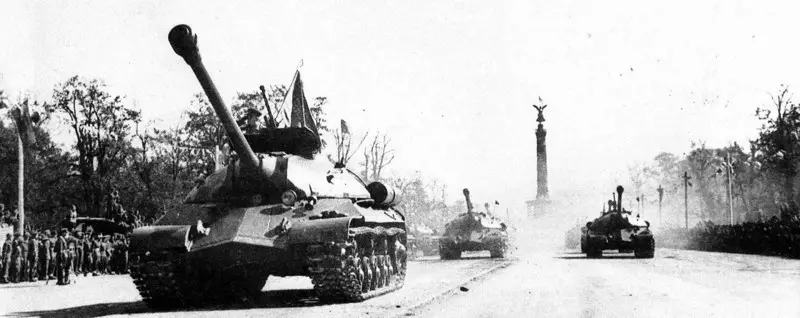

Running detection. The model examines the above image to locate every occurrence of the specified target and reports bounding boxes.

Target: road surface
[0,252,511,318]
[2,215,799,318]
[411,248,800,318]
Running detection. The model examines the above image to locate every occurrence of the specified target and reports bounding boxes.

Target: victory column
[527,97,551,216]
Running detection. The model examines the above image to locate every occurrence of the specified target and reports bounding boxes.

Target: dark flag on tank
[287,70,320,138]
[341,119,350,135]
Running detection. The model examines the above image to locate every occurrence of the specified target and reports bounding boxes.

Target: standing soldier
[98,235,110,274]
[82,230,93,276]
[38,232,49,281]
[19,233,29,282]
[10,234,23,283]
[92,235,102,276]
[1,233,12,283]
[74,231,84,275]
[67,231,78,277]
[48,230,56,279]
[54,228,72,285]
[27,232,38,282]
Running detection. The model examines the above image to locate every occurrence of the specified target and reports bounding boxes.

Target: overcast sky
[2,0,799,215]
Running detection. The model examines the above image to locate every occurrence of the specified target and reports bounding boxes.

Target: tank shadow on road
[554,254,639,260]
[10,289,351,317]
[10,301,148,318]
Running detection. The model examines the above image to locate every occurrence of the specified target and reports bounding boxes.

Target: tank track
[129,251,263,309]
[307,226,407,302]
[129,251,197,309]
[130,226,407,308]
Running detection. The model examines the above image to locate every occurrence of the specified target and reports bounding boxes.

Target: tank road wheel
[634,235,655,259]
[580,235,587,253]
[488,238,507,258]
[129,252,211,309]
[439,239,461,260]
[585,236,602,258]
[308,228,407,303]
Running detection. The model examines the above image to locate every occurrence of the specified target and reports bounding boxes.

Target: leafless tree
[329,122,368,167]
[361,131,395,181]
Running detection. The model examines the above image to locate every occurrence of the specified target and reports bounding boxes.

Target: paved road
[0,252,511,317]
[3,248,798,318]
[3,207,799,318]
[411,248,800,318]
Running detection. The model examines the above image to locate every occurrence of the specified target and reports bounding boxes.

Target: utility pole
[682,171,692,230]
[725,153,734,225]
[657,185,664,225]
[16,131,23,234]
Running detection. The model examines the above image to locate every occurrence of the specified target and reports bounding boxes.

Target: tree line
[629,85,800,227]
[0,75,458,233]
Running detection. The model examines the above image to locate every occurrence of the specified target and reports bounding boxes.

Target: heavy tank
[128,25,407,309]
[581,186,654,258]
[438,189,508,259]
[410,224,439,257]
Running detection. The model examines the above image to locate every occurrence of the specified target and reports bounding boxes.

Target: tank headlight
[281,190,297,206]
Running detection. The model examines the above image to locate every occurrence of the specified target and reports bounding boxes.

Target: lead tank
[129,24,408,309]
[581,186,654,258]
[438,189,508,259]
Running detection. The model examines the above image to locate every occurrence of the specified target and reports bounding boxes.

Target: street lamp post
[657,185,664,226]
[682,171,693,230]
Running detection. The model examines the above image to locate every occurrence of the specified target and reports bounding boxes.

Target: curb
[393,258,515,317]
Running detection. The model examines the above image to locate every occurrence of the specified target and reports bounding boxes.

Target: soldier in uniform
[82,230,93,276]
[19,233,29,282]
[92,235,102,276]
[1,233,12,283]
[38,232,49,281]
[108,191,127,224]
[54,228,72,285]
[10,234,23,283]
[68,232,78,276]
[48,230,57,279]
[238,108,263,134]
[27,232,38,282]
[99,235,110,274]
[74,231,84,275]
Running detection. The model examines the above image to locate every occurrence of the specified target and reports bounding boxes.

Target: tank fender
[288,217,352,244]
[130,225,193,254]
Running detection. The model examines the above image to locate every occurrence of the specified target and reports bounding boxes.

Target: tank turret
[437,188,508,259]
[129,24,408,310]
[580,185,654,258]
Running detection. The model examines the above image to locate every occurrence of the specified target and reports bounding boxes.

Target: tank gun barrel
[616,185,624,212]
[168,24,267,175]
[463,188,474,216]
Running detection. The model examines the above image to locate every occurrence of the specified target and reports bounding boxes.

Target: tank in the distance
[409,223,439,257]
[438,188,508,259]
[564,217,586,250]
[128,24,408,309]
[580,186,654,258]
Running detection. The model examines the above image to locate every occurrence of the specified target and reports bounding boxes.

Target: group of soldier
[659,214,800,259]
[1,227,130,286]
[686,217,800,258]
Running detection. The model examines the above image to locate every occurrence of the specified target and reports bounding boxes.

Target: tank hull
[581,227,654,258]
[129,198,407,308]
[438,227,508,259]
